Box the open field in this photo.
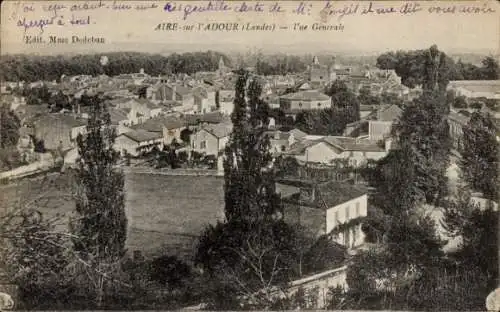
[0,171,225,261]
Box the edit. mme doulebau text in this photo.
[24,35,105,44]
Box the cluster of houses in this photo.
[2,54,499,255]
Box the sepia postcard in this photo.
[0,0,499,310]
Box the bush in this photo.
[149,255,191,290]
[202,155,217,169]
[469,101,483,110]
[177,151,188,163]
[452,96,468,108]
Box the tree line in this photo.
[376,50,499,88]
[0,51,231,82]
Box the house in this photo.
[447,80,500,100]
[360,105,377,119]
[288,128,308,141]
[14,105,49,125]
[131,115,186,145]
[111,98,162,125]
[109,107,131,134]
[265,130,296,154]
[185,111,227,128]
[190,121,233,156]
[368,104,403,141]
[115,129,164,157]
[279,90,331,113]
[286,136,388,167]
[218,89,235,115]
[32,114,87,151]
[154,84,195,113]
[280,179,368,248]
[193,85,217,113]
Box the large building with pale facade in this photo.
[278,179,368,249]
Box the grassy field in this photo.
[0,171,225,261]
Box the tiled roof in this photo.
[448,80,500,94]
[109,108,129,124]
[322,136,385,152]
[266,130,292,141]
[275,182,301,198]
[132,116,185,132]
[200,122,232,138]
[185,111,226,125]
[288,128,308,140]
[314,181,367,208]
[32,113,87,128]
[280,90,330,102]
[280,179,367,209]
[135,98,159,110]
[377,104,403,122]
[287,136,384,154]
[121,129,162,143]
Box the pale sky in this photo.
[1,0,499,55]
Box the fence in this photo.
[124,166,221,177]
[0,153,54,180]
[286,265,348,308]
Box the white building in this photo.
[115,130,163,157]
[190,122,233,156]
[447,80,500,100]
[287,136,388,167]
[280,180,368,248]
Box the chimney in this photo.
[172,84,177,101]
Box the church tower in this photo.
[218,57,225,71]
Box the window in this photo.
[345,206,350,220]
[318,102,322,107]
[334,211,339,225]
[200,141,206,149]
[298,102,303,108]
[355,202,360,217]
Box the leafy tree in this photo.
[392,47,451,205]
[0,208,70,309]
[180,128,193,143]
[70,95,127,307]
[480,56,500,80]
[444,195,498,289]
[376,46,458,88]
[460,111,498,201]
[366,148,423,215]
[223,70,278,223]
[0,104,21,148]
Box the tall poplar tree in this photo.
[70,95,127,307]
[223,70,279,223]
[392,45,451,205]
[460,111,498,201]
